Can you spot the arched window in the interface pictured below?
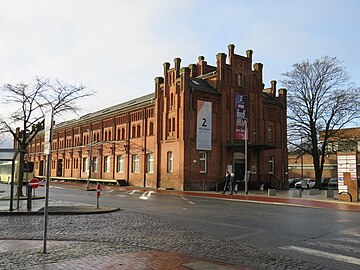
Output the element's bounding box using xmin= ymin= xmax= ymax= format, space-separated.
xmin=149 ymin=122 xmax=154 ymax=136
xmin=137 ymin=125 xmax=141 ymax=137
xmin=121 ymin=128 xmax=126 ymax=140
xmin=132 ymin=126 xmax=136 ymax=138
xmin=172 ymin=117 xmax=175 ymax=132
xmin=104 ymin=131 xmax=108 ymax=141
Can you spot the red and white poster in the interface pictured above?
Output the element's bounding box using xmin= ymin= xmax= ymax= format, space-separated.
xmin=235 ymin=94 xmax=247 ymax=140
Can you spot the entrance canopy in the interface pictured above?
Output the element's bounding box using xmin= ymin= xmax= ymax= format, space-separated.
xmin=0 ymin=148 xmax=19 ymax=161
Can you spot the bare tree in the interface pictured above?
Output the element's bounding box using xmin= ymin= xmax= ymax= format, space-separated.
xmin=282 ymin=56 xmax=360 ymax=186
xmin=0 ymin=77 xmax=95 ymax=195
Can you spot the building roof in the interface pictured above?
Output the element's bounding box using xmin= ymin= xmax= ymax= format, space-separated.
xmin=262 ymin=92 xmax=283 ymax=106
xmin=54 ymin=93 xmax=155 ymax=130
xmin=190 ymin=78 xmax=218 ymax=94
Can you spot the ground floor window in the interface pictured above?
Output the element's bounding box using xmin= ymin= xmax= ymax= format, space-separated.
xmin=147 ymin=153 xmax=154 ymax=173
xmin=199 ymin=151 xmax=207 ymax=173
xmin=104 ymin=156 xmax=110 ymax=173
xmin=83 ymin=157 xmax=88 ymax=173
xmin=92 ymin=157 xmax=98 ymax=172
xmin=269 ymin=155 xmax=274 ymax=174
xmin=167 ymin=151 xmax=173 ymax=172
xmin=132 ymin=154 xmax=140 ymax=173
xmin=117 ymin=155 xmax=124 ymax=173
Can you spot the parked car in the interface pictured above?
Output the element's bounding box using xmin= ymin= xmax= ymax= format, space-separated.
xmin=328 ymin=178 xmax=338 ymax=188
xmin=295 ymin=179 xmax=316 ymax=189
xmin=288 ymin=178 xmax=300 ymax=188
xmin=321 ymin=178 xmax=330 ymax=188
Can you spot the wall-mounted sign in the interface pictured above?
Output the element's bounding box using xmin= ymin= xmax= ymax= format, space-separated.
xmin=196 ymin=100 xmax=212 ymax=150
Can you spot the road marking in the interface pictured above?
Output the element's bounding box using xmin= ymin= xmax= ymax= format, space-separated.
xmin=140 ymin=191 xmax=149 ymax=200
xmin=334 ymin=237 xmax=360 ymax=244
xmin=181 ymin=195 xmax=195 ymax=204
xmin=128 ymin=190 xmax=140 ymax=195
xmin=140 ymin=191 xmax=155 ymax=200
xmin=280 ymin=245 xmax=360 ymax=265
xmin=307 ymin=241 xmax=360 ymax=253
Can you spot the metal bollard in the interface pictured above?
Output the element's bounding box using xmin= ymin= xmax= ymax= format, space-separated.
xmin=27 ymin=185 xmax=32 ymax=210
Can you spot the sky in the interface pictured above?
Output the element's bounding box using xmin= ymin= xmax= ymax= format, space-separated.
xmin=1 ymin=0 xmax=360 ymax=146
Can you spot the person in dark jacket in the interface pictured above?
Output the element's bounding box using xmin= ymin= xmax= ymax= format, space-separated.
xmin=222 ymin=171 xmax=233 ymax=195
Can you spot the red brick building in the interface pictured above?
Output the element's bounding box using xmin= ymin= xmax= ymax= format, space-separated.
xmin=28 ymin=44 xmax=288 ymax=190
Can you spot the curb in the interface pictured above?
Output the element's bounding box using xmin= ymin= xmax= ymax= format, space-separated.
xmin=0 ymin=206 xmax=120 ymax=216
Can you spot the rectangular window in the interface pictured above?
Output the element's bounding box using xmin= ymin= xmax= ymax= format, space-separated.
xmin=167 ymin=151 xmax=173 ymax=172
xmin=267 ymin=126 xmax=272 ymax=141
xmin=199 ymin=151 xmax=207 ymax=173
xmin=117 ymin=155 xmax=124 ymax=173
xmin=146 ymin=153 xmax=154 ymax=173
xmin=104 ymin=156 xmax=110 ymax=173
xmin=92 ymin=157 xmax=98 ymax=172
xmin=83 ymin=157 xmax=88 ymax=173
xmin=269 ymin=155 xmax=274 ymax=174
xmin=132 ymin=154 xmax=140 ymax=173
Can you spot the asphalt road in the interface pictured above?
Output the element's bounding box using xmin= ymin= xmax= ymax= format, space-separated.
xmin=2 ymin=183 xmax=360 ymax=269
xmin=41 ymin=184 xmax=360 ymax=270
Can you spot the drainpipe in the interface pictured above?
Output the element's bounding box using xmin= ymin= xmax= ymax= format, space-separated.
xmin=143 ymin=108 xmax=148 ymax=187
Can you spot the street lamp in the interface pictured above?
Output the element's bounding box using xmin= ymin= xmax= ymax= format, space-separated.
xmin=301 ymin=136 xmax=304 ymax=180
xmin=86 ymin=128 xmax=93 ymax=190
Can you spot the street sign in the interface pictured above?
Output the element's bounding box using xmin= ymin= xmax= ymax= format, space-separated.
xmin=96 ymin=183 xmax=101 ymax=198
xmin=44 ymin=129 xmax=51 ymax=143
xmin=44 ymin=109 xmax=53 ymax=131
xmin=44 ymin=142 xmax=51 ymax=155
xmin=29 ymin=178 xmax=40 ymax=189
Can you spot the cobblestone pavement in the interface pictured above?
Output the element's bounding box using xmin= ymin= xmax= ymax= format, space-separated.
xmin=0 ymin=201 xmax=328 ymax=270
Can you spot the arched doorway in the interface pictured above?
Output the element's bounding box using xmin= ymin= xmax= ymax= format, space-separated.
xmin=57 ymin=159 xmax=63 ymax=177
xmin=39 ymin=160 xmax=44 ymax=176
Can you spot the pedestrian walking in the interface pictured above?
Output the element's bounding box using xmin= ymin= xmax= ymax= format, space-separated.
xmin=222 ymin=171 xmax=233 ymax=195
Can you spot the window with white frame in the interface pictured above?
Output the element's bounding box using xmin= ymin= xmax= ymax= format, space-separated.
xmin=167 ymin=151 xmax=173 ymax=172
xmin=104 ymin=156 xmax=110 ymax=173
xmin=146 ymin=153 xmax=154 ymax=173
xmin=92 ymin=157 xmax=98 ymax=172
xmin=83 ymin=157 xmax=88 ymax=173
xmin=269 ymin=155 xmax=274 ymax=174
xmin=117 ymin=155 xmax=124 ymax=173
xmin=132 ymin=154 xmax=140 ymax=173
xmin=199 ymin=151 xmax=207 ymax=173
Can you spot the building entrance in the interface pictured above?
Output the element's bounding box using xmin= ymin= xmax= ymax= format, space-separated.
xmin=57 ymin=159 xmax=63 ymax=177
xmin=234 ymin=152 xmax=245 ymax=181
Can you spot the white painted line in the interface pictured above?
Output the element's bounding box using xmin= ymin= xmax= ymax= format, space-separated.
xmin=140 ymin=191 xmax=149 ymax=200
xmin=147 ymin=191 xmax=155 ymax=197
xmin=181 ymin=195 xmax=195 ymax=205
xmin=280 ymin=245 xmax=360 ymax=265
xmin=128 ymin=190 xmax=139 ymax=195
xmin=333 ymin=237 xmax=360 ymax=244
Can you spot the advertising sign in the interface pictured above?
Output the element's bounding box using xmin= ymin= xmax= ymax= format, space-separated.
xmin=235 ymin=94 xmax=247 ymax=140
xmin=337 ymin=153 xmax=357 ymax=193
xmin=196 ymin=100 xmax=212 ymax=150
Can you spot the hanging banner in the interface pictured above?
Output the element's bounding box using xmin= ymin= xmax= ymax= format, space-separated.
xmin=196 ymin=100 xmax=212 ymax=150
xmin=235 ymin=94 xmax=247 ymax=140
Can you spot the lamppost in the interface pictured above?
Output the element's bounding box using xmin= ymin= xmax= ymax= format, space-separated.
xmin=301 ymin=136 xmax=304 ymax=180
xmin=86 ymin=128 xmax=93 ymax=190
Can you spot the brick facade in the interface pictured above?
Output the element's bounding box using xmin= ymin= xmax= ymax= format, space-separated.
xmin=28 ymin=44 xmax=288 ymax=190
